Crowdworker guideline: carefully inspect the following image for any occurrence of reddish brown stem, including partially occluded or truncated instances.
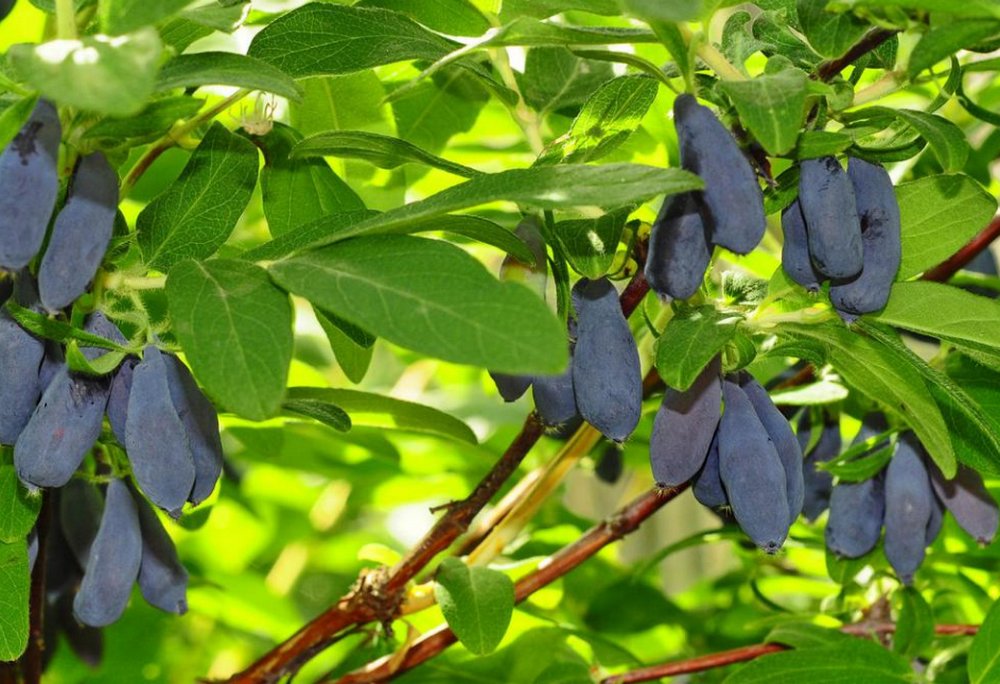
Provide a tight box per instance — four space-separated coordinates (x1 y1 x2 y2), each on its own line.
922 215 1000 283
336 485 686 684
224 255 652 684
599 622 979 684
815 28 899 82
21 492 51 684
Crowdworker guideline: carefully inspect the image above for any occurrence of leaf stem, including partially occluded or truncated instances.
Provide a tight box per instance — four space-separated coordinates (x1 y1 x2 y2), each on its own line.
676 24 746 83
851 71 905 106
55 0 76 40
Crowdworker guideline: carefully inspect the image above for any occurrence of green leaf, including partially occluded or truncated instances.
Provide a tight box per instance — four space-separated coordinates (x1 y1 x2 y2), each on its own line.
893 586 933 659
291 72 390 137
432 215 536 263
782 322 955 477
251 164 702 258
765 623 855 650
492 18 657 47
553 210 628 279
896 174 997 280
137 123 259 271
155 52 304 101
247 4 456 78
356 0 490 36
268 235 568 375
621 0 707 22
4 302 129 352
65 342 128 376
285 387 477 444
822 442 894 482
100 0 197 34
874 281 1000 351
283 399 352 433
292 131 480 178
434 557 514 656
315 308 374 384
165 259 293 421
891 109 969 172
543 75 658 164
908 20 1000 78
8 29 163 116
794 130 853 159
720 66 808 155
500 0 619 20
256 123 365 238
969 598 1000 683
656 307 739 391
0 467 40 543
855 0 999 19
0 540 29 661
0 96 38 151
517 47 615 113
724 639 911 683
795 0 870 58
82 96 203 142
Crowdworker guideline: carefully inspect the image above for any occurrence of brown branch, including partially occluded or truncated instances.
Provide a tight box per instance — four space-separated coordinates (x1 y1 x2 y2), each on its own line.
599 622 979 684
922 215 1000 283
335 485 686 684
815 29 899 82
223 252 653 684
21 492 51 684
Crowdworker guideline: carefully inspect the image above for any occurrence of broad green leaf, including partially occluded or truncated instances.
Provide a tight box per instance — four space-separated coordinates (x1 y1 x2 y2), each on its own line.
137 123 259 271
65 342 128 376
291 72 390 136
315 308 374 384
285 387 477 444
896 174 997 280
765 623 855 649
283 399 351 433
858 321 1000 477
721 66 808 155
268 235 568 375
83 96 203 142
500 0 619 19
795 0 870 58
621 0 708 24
874 281 1000 351
247 4 456 78
431 215 536 263
166 259 293 421
0 540 29 661
768 378 848 406
293 131 480 178
158 1 250 53
553 210 628 279
517 47 615 113
907 20 1000 78
794 130 853 159
545 75 659 163
391 71 489 154
846 0 1000 19
4 302 129 352
969 598 1000 683
356 0 490 36
822 443 894 482
435 557 514 656
100 0 197 34
252 164 702 257
155 52 304 101
491 17 657 46
0 96 38 151
783 322 955 477
891 109 969 172
893 586 933 659
8 29 162 116
724 639 911 683
0 467 40 543
656 307 739 391
256 123 365 238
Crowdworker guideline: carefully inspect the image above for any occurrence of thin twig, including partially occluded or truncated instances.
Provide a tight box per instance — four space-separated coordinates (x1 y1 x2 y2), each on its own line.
335 486 686 684
22 492 51 684
815 29 899 82
599 622 978 684
922 215 1000 283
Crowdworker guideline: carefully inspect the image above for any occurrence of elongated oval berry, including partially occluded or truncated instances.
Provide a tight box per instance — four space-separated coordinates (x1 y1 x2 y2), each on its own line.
38 153 118 311
798 410 843 521
644 192 712 300
162 354 223 505
740 376 804 524
107 356 136 445
125 346 196 517
829 158 901 319
826 474 885 558
718 380 790 553
595 443 624 484
38 341 63 393
0 100 61 269
59 478 104 569
649 356 721 487
798 156 863 279
781 199 821 291
14 366 109 489
532 364 577 428
927 461 998 545
572 278 642 442
55 591 104 667
73 479 142 627
0 308 44 444
134 490 188 614
883 433 934 585
926 490 944 546
692 429 727 509
490 372 532 402
674 94 766 255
